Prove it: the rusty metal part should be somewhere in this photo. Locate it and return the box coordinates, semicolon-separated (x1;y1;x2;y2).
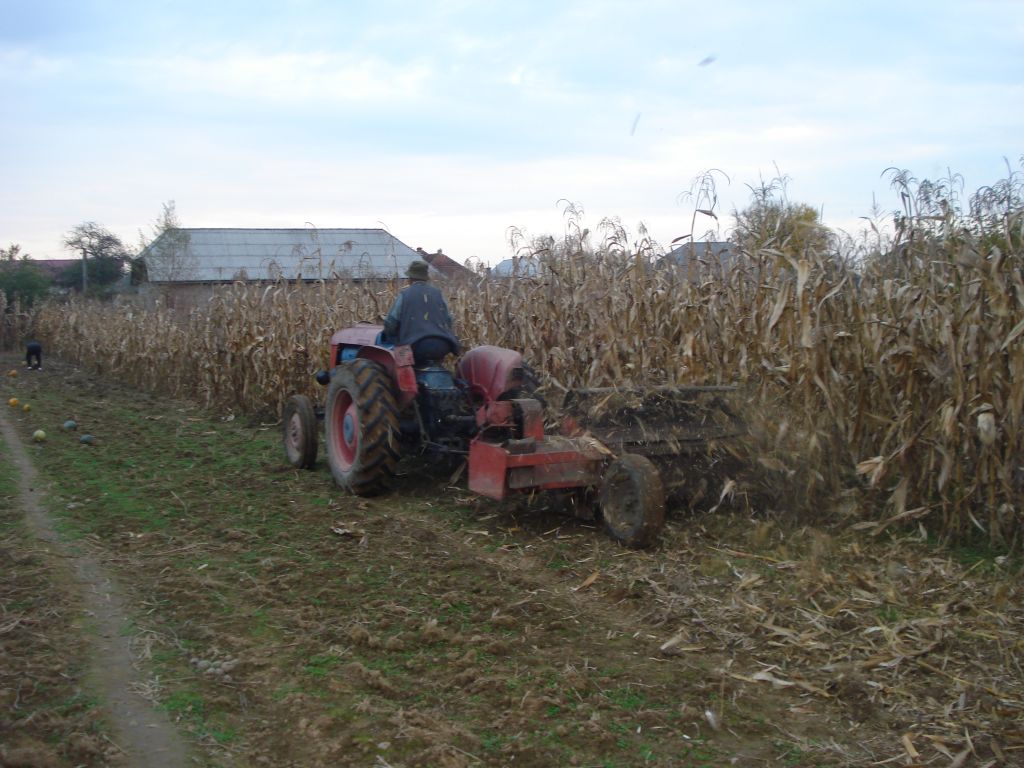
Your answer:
468;434;609;500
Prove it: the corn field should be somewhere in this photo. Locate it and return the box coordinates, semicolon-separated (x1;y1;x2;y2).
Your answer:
0;294;31;351
23;173;1024;550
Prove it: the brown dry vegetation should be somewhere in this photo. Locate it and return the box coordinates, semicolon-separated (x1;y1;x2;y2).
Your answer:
6;169;1020;552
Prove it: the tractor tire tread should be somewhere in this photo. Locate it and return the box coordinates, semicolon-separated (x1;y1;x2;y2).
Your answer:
326;359;401;495
282;394;318;470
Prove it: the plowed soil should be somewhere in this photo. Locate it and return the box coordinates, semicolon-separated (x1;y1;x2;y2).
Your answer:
1;353;1021;767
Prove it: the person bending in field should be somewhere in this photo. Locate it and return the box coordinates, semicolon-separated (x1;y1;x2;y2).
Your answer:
25;340;42;370
383;260;460;364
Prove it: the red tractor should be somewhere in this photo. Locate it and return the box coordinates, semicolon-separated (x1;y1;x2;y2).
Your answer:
284;324;740;547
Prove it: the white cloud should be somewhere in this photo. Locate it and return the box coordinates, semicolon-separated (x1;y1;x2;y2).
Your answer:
133;51;435;106
0;47;68;79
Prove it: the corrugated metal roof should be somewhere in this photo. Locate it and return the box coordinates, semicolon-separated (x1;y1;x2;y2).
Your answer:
141;228;425;283
491;257;539;277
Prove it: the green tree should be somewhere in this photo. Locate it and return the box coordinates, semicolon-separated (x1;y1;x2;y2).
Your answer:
732;178;832;256
1;243;23;262
61;222;131;294
138;201;194;284
0;244;51;306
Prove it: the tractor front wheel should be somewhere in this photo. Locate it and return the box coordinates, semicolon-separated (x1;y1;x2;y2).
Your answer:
325;359;401;495
282;394;318;469
599;453;665;548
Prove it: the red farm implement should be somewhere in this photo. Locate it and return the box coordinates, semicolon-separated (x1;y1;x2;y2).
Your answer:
283;323;741;548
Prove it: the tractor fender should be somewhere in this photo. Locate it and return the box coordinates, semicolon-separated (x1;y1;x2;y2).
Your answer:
329;324;418;408
330;323;383;348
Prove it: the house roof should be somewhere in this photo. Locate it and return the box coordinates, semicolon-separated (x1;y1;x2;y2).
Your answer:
141;228;425;283
490;256;539;277
30;259;79;280
417;248;474;279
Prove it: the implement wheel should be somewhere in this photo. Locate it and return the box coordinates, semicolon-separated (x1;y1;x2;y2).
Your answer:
282;394;318;469
325;359;401;495
599;453;665;548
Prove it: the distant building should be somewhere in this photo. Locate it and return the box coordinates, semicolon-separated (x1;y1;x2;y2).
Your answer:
415;247;475;280
660;241;736;276
30;258;79;282
138;227;436;308
490;256;540;278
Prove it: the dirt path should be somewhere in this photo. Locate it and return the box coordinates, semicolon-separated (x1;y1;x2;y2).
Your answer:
0;407;192;768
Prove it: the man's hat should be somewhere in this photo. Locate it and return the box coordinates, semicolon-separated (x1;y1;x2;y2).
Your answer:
406;260;429;280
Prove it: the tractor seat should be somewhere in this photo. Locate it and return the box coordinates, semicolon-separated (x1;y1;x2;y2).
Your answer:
411;336;458;366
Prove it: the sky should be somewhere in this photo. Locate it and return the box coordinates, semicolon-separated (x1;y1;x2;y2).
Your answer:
1;0;1021;265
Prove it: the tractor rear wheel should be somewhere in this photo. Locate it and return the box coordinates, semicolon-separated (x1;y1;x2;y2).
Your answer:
325;359;401;495
599;453;665;548
282;394;318;469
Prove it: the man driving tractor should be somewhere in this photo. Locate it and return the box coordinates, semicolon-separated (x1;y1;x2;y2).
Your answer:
383;260;460;364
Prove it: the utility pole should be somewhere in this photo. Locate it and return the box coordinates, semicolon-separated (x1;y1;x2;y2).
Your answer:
80;247;87;294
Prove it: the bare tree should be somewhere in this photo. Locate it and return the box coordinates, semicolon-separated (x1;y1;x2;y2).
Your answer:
62;222;131;294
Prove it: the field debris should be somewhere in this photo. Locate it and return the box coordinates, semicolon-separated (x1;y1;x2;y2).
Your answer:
330;522;367;541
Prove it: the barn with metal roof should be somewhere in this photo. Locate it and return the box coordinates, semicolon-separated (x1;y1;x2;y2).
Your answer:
141;228;427;284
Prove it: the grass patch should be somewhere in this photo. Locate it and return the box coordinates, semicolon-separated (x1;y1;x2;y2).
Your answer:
949;536;1022;573
303;653;344;678
605;685;648;711
163;688;206;719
